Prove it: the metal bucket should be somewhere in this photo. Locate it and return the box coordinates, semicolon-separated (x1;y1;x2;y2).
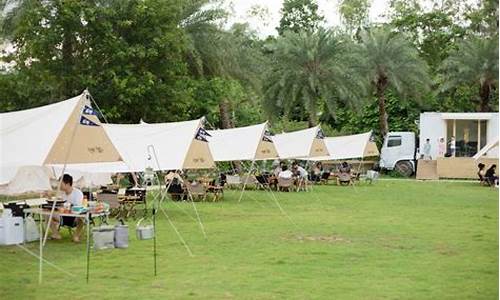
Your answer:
136;218;154;240
114;221;129;248
92;225;115;250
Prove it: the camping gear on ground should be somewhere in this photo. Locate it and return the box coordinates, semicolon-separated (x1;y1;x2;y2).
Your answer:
0;216;24;245
136;218;154;240
92;225;115;250
4;201;28;218
24;216;40;242
365;170;379;184
114;220;129;248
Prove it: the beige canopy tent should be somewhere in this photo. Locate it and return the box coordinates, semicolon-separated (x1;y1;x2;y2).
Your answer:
272;126;329;159
0;90;122;195
207;122;278;162
304;131;379;161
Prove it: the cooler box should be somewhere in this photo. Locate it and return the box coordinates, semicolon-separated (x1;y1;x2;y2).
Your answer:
0;216;24;245
24;217;40;242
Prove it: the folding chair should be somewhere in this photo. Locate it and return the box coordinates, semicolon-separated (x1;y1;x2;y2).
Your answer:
320;172;331;185
186;182;207;201
277;177;293;192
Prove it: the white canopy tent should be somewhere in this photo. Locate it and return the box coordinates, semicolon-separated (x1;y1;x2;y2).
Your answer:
304;131;379;161
272;126;329;160
207;122;278;162
0;90;122;195
102;119;215;172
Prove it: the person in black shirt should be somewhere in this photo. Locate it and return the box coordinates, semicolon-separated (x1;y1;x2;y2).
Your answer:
485;164;498;186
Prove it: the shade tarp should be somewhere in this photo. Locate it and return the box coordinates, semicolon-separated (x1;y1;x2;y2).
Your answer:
272;126;329;159
99;119;215;172
0;91;122;188
207;122;278;161
304;131;378;161
0;166;53;195
473;139;499;160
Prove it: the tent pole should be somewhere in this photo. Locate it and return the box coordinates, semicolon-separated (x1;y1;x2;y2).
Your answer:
147;145;164;276
186;188;207;239
39;212;43;284
43;94;85;246
238;159;255;203
86;182;92;283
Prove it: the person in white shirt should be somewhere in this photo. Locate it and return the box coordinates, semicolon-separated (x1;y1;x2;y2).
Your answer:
278;165;293;179
50;174;84;243
292;162;308;178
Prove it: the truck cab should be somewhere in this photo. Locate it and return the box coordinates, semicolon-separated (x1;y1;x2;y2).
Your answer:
379;132;416;176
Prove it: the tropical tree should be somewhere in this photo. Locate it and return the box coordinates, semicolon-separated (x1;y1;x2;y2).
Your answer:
352;27;430;137
181;1;266;128
440;35;498;112
277;0;324;35
264;29;365;127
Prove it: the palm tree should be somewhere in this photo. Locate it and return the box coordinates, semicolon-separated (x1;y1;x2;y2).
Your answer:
264;28;364;127
180;1;265;129
440;35;498;112
353;27;430;137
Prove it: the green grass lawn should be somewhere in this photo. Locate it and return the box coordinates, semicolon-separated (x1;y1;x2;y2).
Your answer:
0;180;498;299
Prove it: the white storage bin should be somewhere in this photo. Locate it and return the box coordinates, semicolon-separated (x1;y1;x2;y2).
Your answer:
24;217;40;242
0;217;24;245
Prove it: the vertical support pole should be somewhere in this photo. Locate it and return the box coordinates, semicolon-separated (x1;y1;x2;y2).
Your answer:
39;213;43;284
238;160;255;203
477;120;481;153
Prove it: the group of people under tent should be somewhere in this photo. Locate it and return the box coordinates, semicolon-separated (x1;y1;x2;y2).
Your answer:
477;163;498;187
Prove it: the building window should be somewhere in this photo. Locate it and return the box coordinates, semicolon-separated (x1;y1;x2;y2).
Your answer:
446;119;487;157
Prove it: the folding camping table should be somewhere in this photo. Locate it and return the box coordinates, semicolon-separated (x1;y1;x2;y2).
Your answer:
24;208;109;283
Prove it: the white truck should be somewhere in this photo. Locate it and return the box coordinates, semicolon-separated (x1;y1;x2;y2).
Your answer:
379;112;499;177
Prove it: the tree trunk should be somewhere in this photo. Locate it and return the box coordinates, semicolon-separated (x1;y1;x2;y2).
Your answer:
376;76;389;138
479;83;491;112
61;30;74;98
219;99;233;129
308;109;317;127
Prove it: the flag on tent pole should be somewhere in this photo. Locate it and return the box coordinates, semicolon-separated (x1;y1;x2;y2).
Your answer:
262;136;273;142
80;116;99;126
264;129;274;136
195;128;209;142
82;105;97;116
316;129;325;139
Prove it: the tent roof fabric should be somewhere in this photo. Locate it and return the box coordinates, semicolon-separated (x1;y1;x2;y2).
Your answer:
100;119;215;172
273;126;329;159
0;91;121;184
305;131;378;161
207;123;278;161
439;112;495;120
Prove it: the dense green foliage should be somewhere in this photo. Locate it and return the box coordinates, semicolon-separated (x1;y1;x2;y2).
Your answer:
0;181;497;299
0;0;498;136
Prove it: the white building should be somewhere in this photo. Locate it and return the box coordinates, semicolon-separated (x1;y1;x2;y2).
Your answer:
419;112;499;159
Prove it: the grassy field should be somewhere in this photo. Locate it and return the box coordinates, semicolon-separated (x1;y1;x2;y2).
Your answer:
0;180;498;299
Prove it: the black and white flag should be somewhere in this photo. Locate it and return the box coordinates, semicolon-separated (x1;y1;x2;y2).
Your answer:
80;115;99;126
316;129;325;139
82;105;97;116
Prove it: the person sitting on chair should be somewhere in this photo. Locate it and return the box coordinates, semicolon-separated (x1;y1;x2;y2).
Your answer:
278;165;293;179
485;164;498;186
50;174;84;243
477;163;487;185
292;162;308;179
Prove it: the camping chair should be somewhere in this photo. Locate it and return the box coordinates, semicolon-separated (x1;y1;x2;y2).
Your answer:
97;192;121;218
167;178;186;201
277;177;294;192
225;175;241;189
365;170;379;184
240;174;257;189
295;177;309;192
478;172;490;186
206;179;225;202
255;175;271;190
186;182;207;201
336;172;354;186
320;172;331;185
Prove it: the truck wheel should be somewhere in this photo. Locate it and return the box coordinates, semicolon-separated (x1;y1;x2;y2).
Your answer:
394;160;414;177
